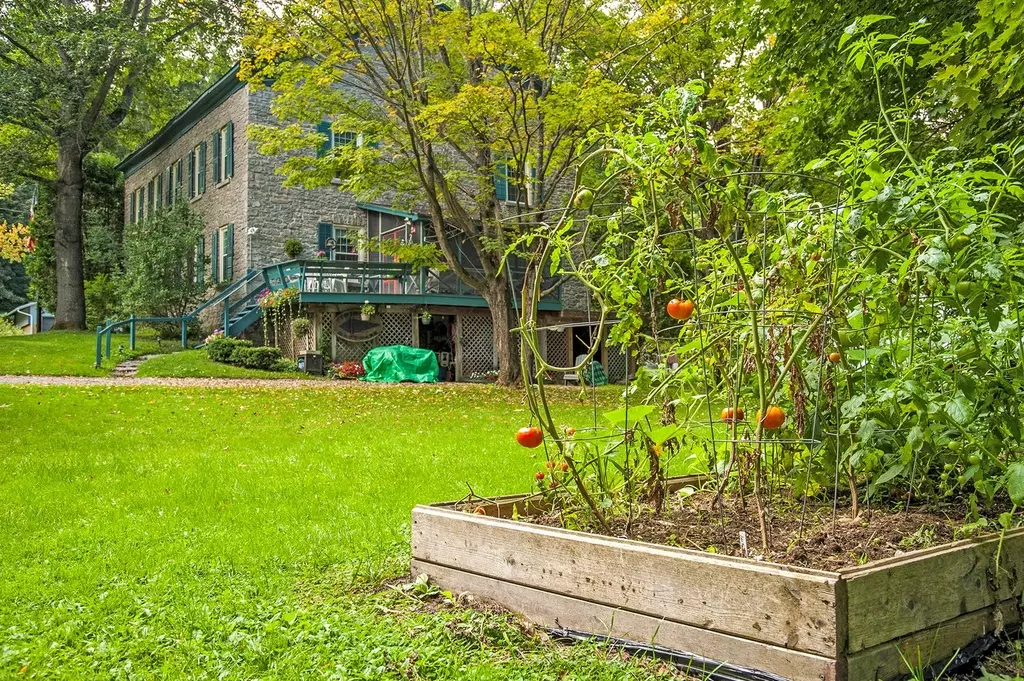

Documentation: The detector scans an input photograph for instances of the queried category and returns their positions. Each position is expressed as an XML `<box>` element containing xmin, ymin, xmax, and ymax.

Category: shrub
<box><xmin>273</xmin><ymin>358</ymin><xmax>298</xmax><ymax>372</ymax></box>
<box><xmin>283</xmin><ymin>239</ymin><xmax>304</xmax><ymax>259</ymax></box>
<box><xmin>85</xmin><ymin>273</ymin><xmax>120</xmax><ymax>329</ymax></box>
<box><xmin>0</xmin><ymin>317</ymin><xmax>20</xmax><ymax>336</ymax></box>
<box><xmin>206</xmin><ymin>337</ymin><xmax>251</xmax><ymax>363</ymax></box>
<box><xmin>232</xmin><ymin>346</ymin><xmax>283</xmax><ymax>371</ymax></box>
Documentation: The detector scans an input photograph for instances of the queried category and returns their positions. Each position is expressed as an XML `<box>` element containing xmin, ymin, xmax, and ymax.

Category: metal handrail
<box><xmin>191</xmin><ymin>269</ymin><xmax>261</xmax><ymax>316</ymax></box>
<box><xmin>94</xmin><ymin>314</ymin><xmax>192</xmax><ymax>367</ymax></box>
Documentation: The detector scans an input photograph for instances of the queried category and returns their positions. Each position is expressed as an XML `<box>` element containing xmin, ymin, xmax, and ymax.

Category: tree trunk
<box><xmin>483</xmin><ymin>278</ymin><xmax>519</xmax><ymax>386</ymax></box>
<box><xmin>53</xmin><ymin>138</ymin><xmax>87</xmax><ymax>329</ymax></box>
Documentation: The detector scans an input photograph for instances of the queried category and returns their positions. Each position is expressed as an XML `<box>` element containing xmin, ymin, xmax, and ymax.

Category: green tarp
<box><xmin>362</xmin><ymin>345</ymin><xmax>439</xmax><ymax>383</ymax></box>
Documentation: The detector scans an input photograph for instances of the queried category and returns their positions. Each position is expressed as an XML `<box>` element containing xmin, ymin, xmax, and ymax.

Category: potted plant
<box><xmin>419</xmin><ymin>310</ymin><xmax>433</xmax><ymax>325</ymax></box>
<box><xmin>360</xmin><ymin>301</ymin><xmax>375</xmax><ymax>321</ymax></box>
<box><xmin>283</xmin><ymin>238</ymin><xmax>304</xmax><ymax>260</ymax></box>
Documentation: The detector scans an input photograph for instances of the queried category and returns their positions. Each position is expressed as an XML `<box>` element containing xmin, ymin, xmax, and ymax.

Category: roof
<box><xmin>117</xmin><ymin>64</ymin><xmax>245</xmax><ymax>178</ymax></box>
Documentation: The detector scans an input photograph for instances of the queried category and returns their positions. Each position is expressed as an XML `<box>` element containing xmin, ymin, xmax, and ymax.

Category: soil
<box><xmin>526</xmin><ymin>490</ymin><xmax>979</xmax><ymax>571</ymax></box>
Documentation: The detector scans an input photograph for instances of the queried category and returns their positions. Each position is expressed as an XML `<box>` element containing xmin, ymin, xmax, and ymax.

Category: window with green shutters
<box><xmin>215</xmin><ymin>224</ymin><xmax>234</xmax><ymax>282</ymax></box>
<box><xmin>156</xmin><ymin>174</ymin><xmax>163</xmax><ymax>209</ymax></box>
<box><xmin>224</xmin><ymin>121</ymin><xmax>234</xmax><ymax>179</ymax></box>
<box><xmin>129</xmin><ymin>190</ymin><xmax>136</xmax><ymax>224</ymax></box>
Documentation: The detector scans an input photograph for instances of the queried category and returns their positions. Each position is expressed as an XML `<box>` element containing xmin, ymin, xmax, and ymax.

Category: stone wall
<box><xmin>245</xmin><ymin>88</ymin><xmax>368</xmax><ymax>270</ymax></box>
<box><xmin>123</xmin><ymin>86</ymin><xmax>249</xmax><ymax>281</ymax></box>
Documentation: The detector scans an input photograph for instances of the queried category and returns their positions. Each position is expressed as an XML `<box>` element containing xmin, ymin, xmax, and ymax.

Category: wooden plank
<box><xmin>844</xmin><ymin>529</ymin><xmax>1024</xmax><ymax>652</ymax></box>
<box><xmin>412</xmin><ymin>505</ymin><xmax>842</xmax><ymax>656</ymax></box>
<box><xmin>413</xmin><ymin>559</ymin><xmax>840</xmax><ymax>681</ymax></box>
<box><xmin>845</xmin><ymin>599</ymin><xmax>1020</xmax><ymax>681</ymax></box>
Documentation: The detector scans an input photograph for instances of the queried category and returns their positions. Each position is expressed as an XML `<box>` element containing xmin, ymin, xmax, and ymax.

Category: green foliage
<box><xmin>230</xmin><ymin>345</ymin><xmax>284</xmax><ymax>371</ymax></box>
<box><xmin>83</xmin><ymin>274</ymin><xmax>119</xmax><ymax>329</ymax></box>
<box><xmin>0</xmin><ymin>317</ymin><xmax>19</xmax><ymax>336</ymax></box>
<box><xmin>118</xmin><ymin>202</ymin><xmax>206</xmax><ymax>318</ymax></box>
<box><xmin>206</xmin><ymin>337</ymin><xmax>252</xmax><ymax>363</ymax></box>
<box><xmin>283</xmin><ymin>238</ymin><xmax>304</xmax><ymax>259</ymax></box>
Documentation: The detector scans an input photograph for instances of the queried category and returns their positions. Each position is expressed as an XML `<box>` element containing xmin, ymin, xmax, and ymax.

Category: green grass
<box><xmin>136</xmin><ymin>349</ymin><xmax>319</xmax><ymax>379</ymax></box>
<box><xmin>0</xmin><ymin>383</ymin><xmax>679</xmax><ymax>679</ymax></box>
<box><xmin>0</xmin><ymin>330</ymin><xmax>177</xmax><ymax>376</ymax></box>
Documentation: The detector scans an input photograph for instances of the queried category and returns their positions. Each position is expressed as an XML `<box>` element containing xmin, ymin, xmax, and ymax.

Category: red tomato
<box><xmin>535</xmin><ymin>471</ymin><xmax>545</xmax><ymax>481</ymax></box>
<box><xmin>721</xmin><ymin>407</ymin><xmax>745</xmax><ymax>423</ymax></box>
<box><xmin>757</xmin><ymin>406</ymin><xmax>786</xmax><ymax>430</ymax></box>
<box><xmin>559</xmin><ymin>461</ymin><xmax>569</xmax><ymax>472</ymax></box>
<box><xmin>516</xmin><ymin>426</ymin><xmax>543</xmax><ymax>448</ymax></box>
<box><xmin>474</xmin><ymin>506</ymin><xmax>486</xmax><ymax>515</ymax></box>
<box><xmin>667</xmin><ymin>298</ymin><xmax>695</xmax><ymax>321</ymax></box>
<box><xmin>566</xmin><ymin>427</ymin><xmax>576</xmax><ymax>436</ymax></box>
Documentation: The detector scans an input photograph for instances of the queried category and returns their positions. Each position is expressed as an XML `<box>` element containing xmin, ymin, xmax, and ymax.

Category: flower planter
<box><xmin>411</xmin><ymin>481</ymin><xmax>1024</xmax><ymax>681</ymax></box>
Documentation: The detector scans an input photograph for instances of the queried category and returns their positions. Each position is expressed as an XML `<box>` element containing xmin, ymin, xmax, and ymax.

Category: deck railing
<box><xmin>262</xmin><ymin>259</ymin><xmax>561</xmax><ymax>303</ymax></box>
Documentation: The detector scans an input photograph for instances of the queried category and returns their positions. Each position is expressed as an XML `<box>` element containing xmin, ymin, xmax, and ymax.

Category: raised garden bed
<box><xmin>411</xmin><ymin>478</ymin><xmax>1024</xmax><ymax>681</ymax></box>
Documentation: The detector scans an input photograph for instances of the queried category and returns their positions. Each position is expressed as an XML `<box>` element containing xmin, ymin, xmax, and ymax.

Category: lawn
<box><xmin>0</xmin><ymin>383</ymin><xmax>677</xmax><ymax>679</ymax></box>
<box><xmin>0</xmin><ymin>330</ymin><xmax>177</xmax><ymax>376</ymax></box>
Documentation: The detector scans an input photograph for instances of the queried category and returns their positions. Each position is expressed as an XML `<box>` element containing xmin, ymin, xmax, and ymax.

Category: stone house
<box><xmin>118</xmin><ymin>65</ymin><xmax>627</xmax><ymax>381</ymax></box>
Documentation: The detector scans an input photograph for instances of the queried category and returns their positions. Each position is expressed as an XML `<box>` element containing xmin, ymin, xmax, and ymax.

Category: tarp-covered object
<box><xmin>362</xmin><ymin>345</ymin><xmax>439</xmax><ymax>383</ymax></box>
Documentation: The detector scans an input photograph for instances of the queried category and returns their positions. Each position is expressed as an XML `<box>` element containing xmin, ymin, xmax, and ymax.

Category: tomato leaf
<box><xmin>1007</xmin><ymin>462</ymin><xmax>1024</xmax><ymax>506</ymax></box>
<box><xmin>644</xmin><ymin>424</ymin><xmax>680</xmax><ymax>445</ymax></box>
<box><xmin>603</xmin><ymin>405</ymin><xmax>656</xmax><ymax>427</ymax></box>
<box><xmin>802</xmin><ymin>300</ymin><xmax>823</xmax><ymax>315</ymax></box>
<box><xmin>945</xmin><ymin>394</ymin><xmax>973</xmax><ymax>425</ymax></box>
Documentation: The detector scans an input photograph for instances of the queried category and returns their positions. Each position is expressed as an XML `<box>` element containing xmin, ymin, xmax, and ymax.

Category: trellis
<box><xmin>379</xmin><ymin>312</ymin><xmax>414</xmax><ymax>347</ymax></box>
<box><xmin>459</xmin><ymin>314</ymin><xmax>494</xmax><ymax>377</ymax></box>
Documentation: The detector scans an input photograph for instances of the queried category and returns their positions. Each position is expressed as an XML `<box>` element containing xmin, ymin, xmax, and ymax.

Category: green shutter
<box><xmin>211</xmin><ymin>230</ymin><xmax>219</xmax><ymax>282</ymax></box>
<box><xmin>225</xmin><ymin>121</ymin><xmax>234</xmax><ymax>178</ymax></box>
<box><xmin>212</xmin><ymin>132</ymin><xmax>221</xmax><ymax>184</ymax></box>
<box><xmin>316</xmin><ymin>121</ymin><xmax>332</xmax><ymax>158</ymax></box>
<box><xmin>317</xmin><ymin>222</ymin><xmax>332</xmax><ymax>253</ymax></box>
<box><xmin>175</xmin><ymin>159</ymin><xmax>183</xmax><ymax>200</ymax></box>
<box><xmin>494</xmin><ymin>162</ymin><xmax>508</xmax><ymax>202</ymax></box>
<box><xmin>196</xmin><ymin>235</ymin><xmax>205</xmax><ymax>286</ymax></box>
<box><xmin>165</xmin><ymin>167</ymin><xmax>173</xmax><ymax>204</ymax></box>
<box><xmin>198</xmin><ymin>142</ymin><xmax>207</xmax><ymax>194</ymax></box>
<box><xmin>188</xmin><ymin>151</ymin><xmax>196</xmax><ymax>200</ymax></box>
<box><xmin>129</xmin><ymin>190</ymin><xmax>136</xmax><ymax>224</ymax></box>
<box><xmin>224</xmin><ymin>224</ymin><xmax>234</xmax><ymax>281</ymax></box>
<box><xmin>156</xmin><ymin>174</ymin><xmax>163</xmax><ymax>209</ymax></box>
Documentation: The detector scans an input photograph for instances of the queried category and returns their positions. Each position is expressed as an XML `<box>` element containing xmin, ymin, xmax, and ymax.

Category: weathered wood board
<box><xmin>412</xmin><ymin>490</ymin><xmax>1024</xmax><ymax>681</ymax></box>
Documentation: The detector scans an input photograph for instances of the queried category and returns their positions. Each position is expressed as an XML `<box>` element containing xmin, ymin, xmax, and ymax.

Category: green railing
<box><xmin>261</xmin><ymin>259</ymin><xmax>561</xmax><ymax>304</ymax></box>
<box><xmin>94</xmin><ymin>315</ymin><xmax>191</xmax><ymax>367</ymax></box>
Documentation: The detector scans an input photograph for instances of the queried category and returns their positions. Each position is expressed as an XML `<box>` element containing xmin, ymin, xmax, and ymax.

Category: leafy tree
<box><xmin>119</xmin><ymin>201</ymin><xmax>206</xmax><ymax>318</ymax></box>
<box><xmin>0</xmin><ymin>0</ymin><xmax>237</xmax><ymax>329</ymax></box>
<box><xmin>242</xmin><ymin>0</ymin><xmax>678</xmax><ymax>383</ymax></box>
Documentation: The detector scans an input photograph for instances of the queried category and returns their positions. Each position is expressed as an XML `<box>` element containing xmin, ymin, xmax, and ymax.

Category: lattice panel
<box><xmin>460</xmin><ymin>314</ymin><xmax>494</xmax><ymax>377</ymax></box>
<box><xmin>606</xmin><ymin>345</ymin><xmax>628</xmax><ymax>383</ymax></box>
<box><xmin>379</xmin><ymin>313</ymin><xmax>414</xmax><ymax>347</ymax></box>
<box><xmin>544</xmin><ymin>329</ymin><xmax>569</xmax><ymax>369</ymax></box>
<box><xmin>319</xmin><ymin>312</ymin><xmax>335</xmax><ymax>359</ymax></box>
<box><xmin>333</xmin><ymin>313</ymin><xmax>378</xmax><ymax>363</ymax></box>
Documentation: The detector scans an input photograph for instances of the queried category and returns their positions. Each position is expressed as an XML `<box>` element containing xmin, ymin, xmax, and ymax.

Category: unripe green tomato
<box><xmin>968</xmin><ymin>453</ymin><xmax>982</xmax><ymax>466</ymax></box>
<box><xmin>955</xmin><ymin>281</ymin><xmax>974</xmax><ymax>297</ymax></box>
<box><xmin>946</xmin><ymin>440</ymin><xmax>962</xmax><ymax>453</ymax></box>
<box><xmin>949</xmin><ymin>235</ymin><xmax>971</xmax><ymax>253</ymax></box>
<box><xmin>943</xmin><ymin>462</ymin><xmax>954</xmax><ymax>471</ymax></box>
<box><xmin>957</xmin><ymin>474</ymin><xmax>969</xmax><ymax>485</ymax></box>
<box><xmin>838</xmin><ymin>329</ymin><xmax>856</xmax><ymax>347</ymax></box>
<box><xmin>573</xmin><ymin>188</ymin><xmax>595</xmax><ymax>209</ymax></box>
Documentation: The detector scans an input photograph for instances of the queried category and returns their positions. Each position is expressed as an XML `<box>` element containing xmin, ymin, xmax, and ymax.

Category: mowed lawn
<box><xmin>0</xmin><ymin>383</ymin><xmax>674</xmax><ymax>679</ymax></box>
<box><xmin>0</xmin><ymin>331</ymin><xmax>173</xmax><ymax>376</ymax></box>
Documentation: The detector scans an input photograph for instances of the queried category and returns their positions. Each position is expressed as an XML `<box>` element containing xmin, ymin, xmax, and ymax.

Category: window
<box><xmin>147</xmin><ymin>179</ymin><xmax>155</xmax><ymax>214</ymax></box>
<box><xmin>332</xmin><ymin>226</ymin><xmax>360</xmax><ymax>261</ymax></box>
<box><xmin>213</xmin><ymin>122</ymin><xmax>233</xmax><ymax>184</ymax></box>
<box><xmin>211</xmin><ymin>224</ymin><xmax>234</xmax><ymax>283</ymax></box>
<box><xmin>494</xmin><ymin>160</ymin><xmax>533</xmax><ymax>205</ymax></box>
<box><xmin>333</xmin><ymin>131</ymin><xmax>358</xmax><ymax>148</ymax></box>
<box><xmin>156</xmin><ymin>174</ymin><xmax>164</xmax><ymax>209</ymax></box>
<box><xmin>188</xmin><ymin>143</ymin><xmax>206</xmax><ymax>200</ymax></box>
<box><xmin>317</xmin><ymin>122</ymin><xmax>376</xmax><ymax>157</ymax></box>
<box><xmin>175</xmin><ymin>158</ymin><xmax>184</xmax><ymax>201</ymax></box>
<box><xmin>135</xmin><ymin>187</ymin><xmax>145</xmax><ymax>222</ymax></box>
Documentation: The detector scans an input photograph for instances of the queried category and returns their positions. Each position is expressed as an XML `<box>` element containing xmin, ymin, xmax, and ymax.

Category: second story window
<box><xmin>494</xmin><ymin>160</ymin><xmax>534</xmax><ymax>205</ymax></box>
<box><xmin>189</xmin><ymin>142</ymin><xmax>206</xmax><ymax>199</ymax></box>
<box><xmin>212</xmin><ymin>122</ymin><xmax>234</xmax><ymax>185</ymax></box>
<box><xmin>135</xmin><ymin>186</ymin><xmax>145</xmax><ymax>222</ymax></box>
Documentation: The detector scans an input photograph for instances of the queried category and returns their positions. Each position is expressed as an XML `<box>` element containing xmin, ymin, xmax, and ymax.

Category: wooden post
<box><xmin>129</xmin><ymin>314</ymin><xmax>136</xmax><ymax>350</ymax></box>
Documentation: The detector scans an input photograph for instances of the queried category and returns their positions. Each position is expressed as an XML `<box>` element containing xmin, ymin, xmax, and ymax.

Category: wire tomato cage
<box><xmin>499</xmin><ymin>167</ymin><xmax>933</xmax><ymax>548</ymax></box>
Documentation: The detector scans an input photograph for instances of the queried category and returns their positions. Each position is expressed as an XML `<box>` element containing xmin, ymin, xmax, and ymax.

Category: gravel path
<box><xmin>0</xmin><ymin>374</ymin><xmax>383</xmax><ymax>389</ymax></box>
